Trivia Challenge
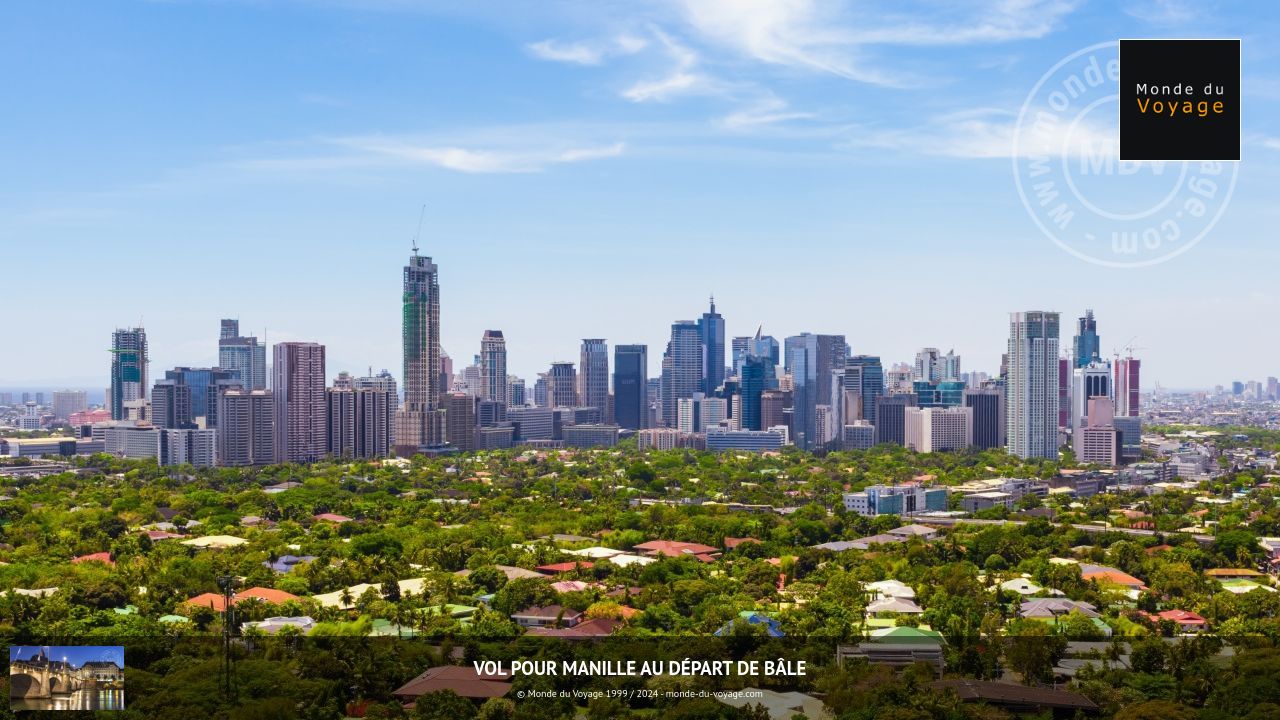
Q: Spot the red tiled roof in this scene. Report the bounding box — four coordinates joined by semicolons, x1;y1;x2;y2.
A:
393;665;511;700
72;552;114;566
1151;609;1207;625
183;592;228;612
724;537;760;550
535;562;594;574
524;617;620;638
313;513;352;523
1083;569;1146;588
633;540;719;557
235;587;300;604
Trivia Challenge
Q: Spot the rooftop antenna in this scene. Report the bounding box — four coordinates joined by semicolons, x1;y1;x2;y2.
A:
412;204;425;256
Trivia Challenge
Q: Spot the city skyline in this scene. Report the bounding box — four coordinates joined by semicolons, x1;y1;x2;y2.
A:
4;2;1280;389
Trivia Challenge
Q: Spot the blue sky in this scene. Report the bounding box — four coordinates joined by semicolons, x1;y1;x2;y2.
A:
2;0;1278;391
11;645;124;668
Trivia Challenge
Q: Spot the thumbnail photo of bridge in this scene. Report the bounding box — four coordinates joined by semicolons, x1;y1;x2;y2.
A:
9;645;124;711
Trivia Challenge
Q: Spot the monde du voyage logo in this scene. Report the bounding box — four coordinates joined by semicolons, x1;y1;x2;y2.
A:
1014;39;1240;268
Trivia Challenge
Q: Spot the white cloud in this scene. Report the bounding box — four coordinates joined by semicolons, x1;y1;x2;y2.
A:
620;27;712;102
527;34;649;66
674;0;1078;86
719;96;814;129
332;136;626;173
843;107;1115;159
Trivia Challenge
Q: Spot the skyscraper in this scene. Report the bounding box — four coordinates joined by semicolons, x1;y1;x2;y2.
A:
579;339;609;413
443;391;477;452
1114;357;1141;417
914;348;941;383
165;367;238;421
51;390;87;422
784;333;846;450
479;330;508;408
963;386;1005;450
547;361;578;408
698;297;725;395
613;344;648;430
1007;311;1060;460
1070;361;1111;436
273;342;327;463
1073;310;1101;368
847;355;884;426
151;380;193;430
874;394;916;446
216;387;274;466
661;321;702;428
110;327;148;421
738;355;772;431
395;250;444;454
218;319;267;391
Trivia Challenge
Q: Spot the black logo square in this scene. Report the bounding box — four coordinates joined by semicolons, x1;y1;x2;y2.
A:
1120;39;1240;161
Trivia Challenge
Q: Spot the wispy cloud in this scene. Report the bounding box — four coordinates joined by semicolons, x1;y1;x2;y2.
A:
527;35;648;65
621;27;712;102
842;107;1115;159
1123;0;1202;25
719;95;814;129
331;136;626;173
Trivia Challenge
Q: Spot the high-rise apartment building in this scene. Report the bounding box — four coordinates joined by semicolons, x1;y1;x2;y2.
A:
1114;357;1141;417
661;321;702;428
1007;311;1060;460
847;355;884;427
479;330;508;408
216;388;274;466
51;390;87;422
905;406;973;453
218;320;267;391
273;342;326;463
443;391;477;452
110;327;148;421
165;367;238;421
579;339;609;413
1070;361;1111;436
395;250;444;454
613;344;648;430
698;297;725;395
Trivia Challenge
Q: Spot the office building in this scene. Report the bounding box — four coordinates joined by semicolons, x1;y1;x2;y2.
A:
1006;311;1060;460
1114;416;1141;462
578;339;609;415
738;355;771;431
842;422;876;450
759;390;788;432
1058;357;1071;428
563;424;620;448
963;387;1005;450
165;367;238;422
443;391;477;452
1070;361;1112;436
218;319;267;391
51;390;87;422
273;342;326;463
547;361;578;408
705;427;785;452
785;332;846;450
151;379;194;430
613;344;647;430
110;327;148;421
843;485;948;517
104;424;161;460
478;425;516;450
940;350;961;381
698;297;725;395
1114;357;1141;417
905;406;973;453
326;383;356;457
874;394;916;446
1074;396;1119;466
479;330;508;408
1072;309;1101;368
508;376;526;407
507;407;554;442
217;388;274;466
661;321;702;428
847;355;883;426
914;348;940;383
